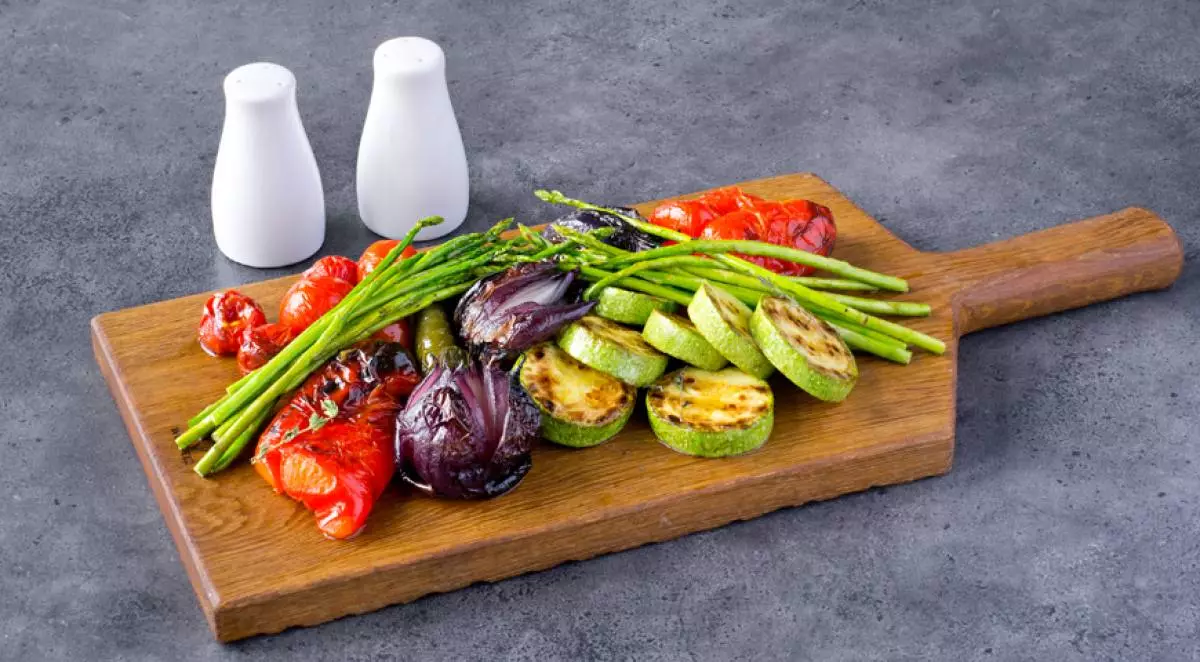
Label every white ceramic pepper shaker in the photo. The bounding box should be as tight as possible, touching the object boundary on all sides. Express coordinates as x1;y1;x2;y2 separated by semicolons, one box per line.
356;37;469;241
211;62;325;267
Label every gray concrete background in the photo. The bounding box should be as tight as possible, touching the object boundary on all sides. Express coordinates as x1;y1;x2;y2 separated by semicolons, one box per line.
2;0;1197;659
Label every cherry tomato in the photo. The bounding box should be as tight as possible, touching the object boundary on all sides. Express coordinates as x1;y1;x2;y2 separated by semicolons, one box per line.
780;200;836;255
305;255;359;285
698;186;765;216
761;200;836;275
371;319;412;349
357;240;418;281
700;210;789;273
237;323;295;374
278;276;355;335
649;199;717;237
197;290;266;357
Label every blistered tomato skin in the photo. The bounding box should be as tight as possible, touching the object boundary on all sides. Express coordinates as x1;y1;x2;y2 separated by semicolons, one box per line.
700;186;765;215
701;210;788;273
649;199;716;237
780;200;836;256
237;323;295;374
305;255;360;285
648;187;837;277
357;240;418;282
278;276;355;335
197;290;267;357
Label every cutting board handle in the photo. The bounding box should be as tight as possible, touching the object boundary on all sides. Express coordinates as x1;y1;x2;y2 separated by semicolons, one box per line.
944;207;1184;336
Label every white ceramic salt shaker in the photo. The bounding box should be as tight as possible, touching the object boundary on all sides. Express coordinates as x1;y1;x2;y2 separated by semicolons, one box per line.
212;62;325;268
356;37;469;241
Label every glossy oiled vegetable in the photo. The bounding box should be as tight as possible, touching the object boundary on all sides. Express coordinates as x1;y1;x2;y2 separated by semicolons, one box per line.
687;283;774;379
237;323;294;374
253;341;420;539
197;290;266;356
750;296;858;402
648;186;837;276
454;261;595;356
642;310;727;371
557;315;668;387
279;275;355;335
542;206;661;252
593;287;677;325
357;240;418;281
306;255;360;284
413;303;465;371
518;343;635;447
395;358;540;499
646;366;774;458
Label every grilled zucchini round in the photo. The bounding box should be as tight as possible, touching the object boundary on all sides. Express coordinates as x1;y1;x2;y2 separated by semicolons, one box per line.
646;366;774;458
642;310;728;371
750;296;858;402
687;283;774;379
557;315;669;387
519;343;635;447
594;287;678;325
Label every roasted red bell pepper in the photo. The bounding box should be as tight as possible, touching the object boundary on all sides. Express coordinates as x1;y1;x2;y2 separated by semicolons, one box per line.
253;341;420;540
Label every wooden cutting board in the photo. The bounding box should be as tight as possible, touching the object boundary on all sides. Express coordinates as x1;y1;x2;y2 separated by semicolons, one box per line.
91;173;1183;642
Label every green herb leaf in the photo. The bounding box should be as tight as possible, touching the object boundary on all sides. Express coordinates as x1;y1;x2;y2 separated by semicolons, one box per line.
308;412;329;432
321;399;339;418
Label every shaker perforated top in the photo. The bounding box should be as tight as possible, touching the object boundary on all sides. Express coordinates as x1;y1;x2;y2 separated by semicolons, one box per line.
222;62;296;105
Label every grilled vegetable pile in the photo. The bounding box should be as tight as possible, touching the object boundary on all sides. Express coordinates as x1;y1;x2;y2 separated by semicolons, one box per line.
179;187;944;540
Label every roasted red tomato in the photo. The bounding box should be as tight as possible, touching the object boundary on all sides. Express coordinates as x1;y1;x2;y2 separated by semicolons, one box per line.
759;200;836;275
698;186;765;216
777;200;837;256
357;240;418;281
700;209;788;273
278;276;355;335
648;199;717;237
254;341;419;539
197;290;267;357
237;323;295;374
305;255;359;285
371;319;412;349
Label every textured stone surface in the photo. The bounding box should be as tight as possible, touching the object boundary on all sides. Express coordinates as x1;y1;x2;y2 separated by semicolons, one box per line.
2;0;1197;659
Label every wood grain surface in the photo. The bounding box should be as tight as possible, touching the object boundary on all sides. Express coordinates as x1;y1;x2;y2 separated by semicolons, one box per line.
90;173;1183;641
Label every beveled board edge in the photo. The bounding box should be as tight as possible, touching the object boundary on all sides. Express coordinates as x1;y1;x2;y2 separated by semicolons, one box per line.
91;318;220;633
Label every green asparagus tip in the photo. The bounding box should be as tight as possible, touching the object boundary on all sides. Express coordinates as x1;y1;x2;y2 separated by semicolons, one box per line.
416;215;445;229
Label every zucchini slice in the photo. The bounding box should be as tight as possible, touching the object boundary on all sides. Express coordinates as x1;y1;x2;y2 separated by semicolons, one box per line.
642;310;728;371
687;283;774;379
594;287;678;325
646;367;774;458
750;296;858;402
519;343;635;447
557;315;669;387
